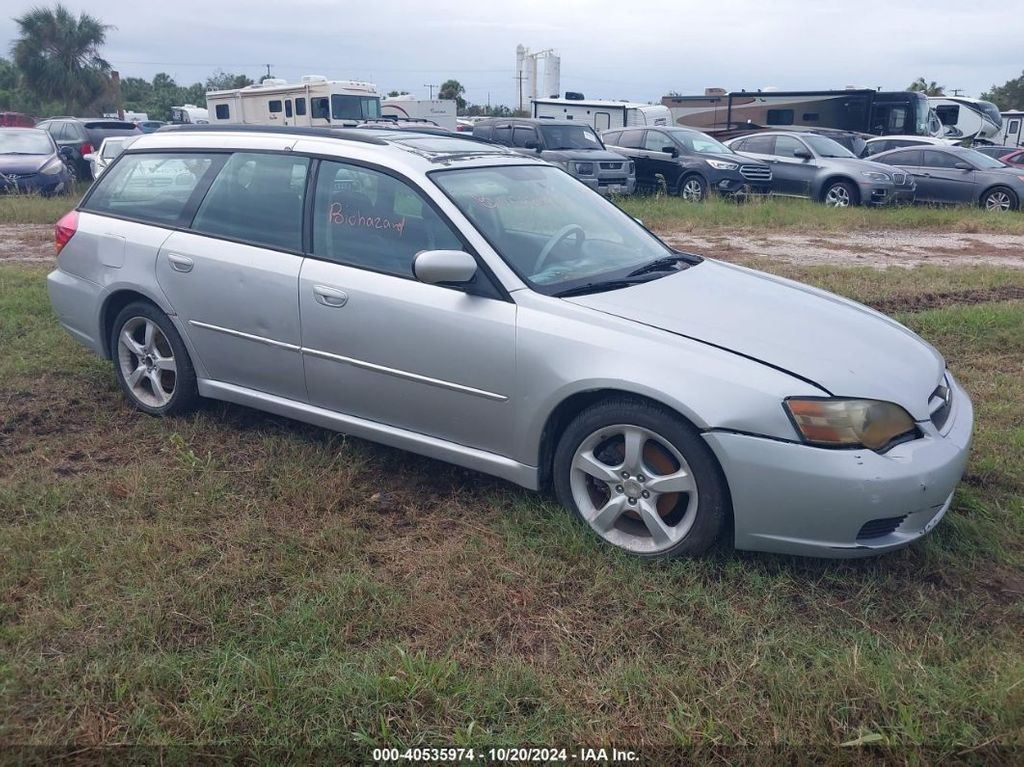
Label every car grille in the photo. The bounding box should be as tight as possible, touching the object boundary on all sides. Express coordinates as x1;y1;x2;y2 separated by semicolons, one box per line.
892;171;909;186
739;165;771;181
929;377;953;432
857;515;907;541
599;162;623;171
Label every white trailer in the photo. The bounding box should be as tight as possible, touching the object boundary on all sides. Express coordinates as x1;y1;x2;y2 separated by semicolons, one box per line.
206;76;382;128
169;105;209;124
532;96;671;131
928;96;1003;141
990;110;1023;147
381;95;457;131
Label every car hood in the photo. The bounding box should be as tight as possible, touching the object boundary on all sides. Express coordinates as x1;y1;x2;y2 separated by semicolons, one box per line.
819;156;894;175
565;259;944;419
695;152;767;167
0;154;50;174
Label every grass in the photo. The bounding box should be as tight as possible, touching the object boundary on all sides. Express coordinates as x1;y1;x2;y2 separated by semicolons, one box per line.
4;187;1024;234
1;259;1022;754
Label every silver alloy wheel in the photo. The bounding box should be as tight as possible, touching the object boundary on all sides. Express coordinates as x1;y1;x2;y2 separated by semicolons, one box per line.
984;190;1012;212
569;424;699;554
681;178;704;202
824;183;852;207
117;316;177;408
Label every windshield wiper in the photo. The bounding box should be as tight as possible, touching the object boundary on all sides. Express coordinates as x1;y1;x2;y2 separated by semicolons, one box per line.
626;254;697;278
553;279;650;298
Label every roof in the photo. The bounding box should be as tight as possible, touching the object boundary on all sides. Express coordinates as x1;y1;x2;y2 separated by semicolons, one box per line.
131;124;542;175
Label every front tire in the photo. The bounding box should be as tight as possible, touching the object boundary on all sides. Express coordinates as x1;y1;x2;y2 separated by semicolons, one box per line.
823;180;857;208
677;174;707;202
110;302;198;416
981;186;1018;212
552;398;727;558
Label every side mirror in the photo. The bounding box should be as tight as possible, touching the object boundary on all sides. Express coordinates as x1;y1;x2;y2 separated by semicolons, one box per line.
661;145;678;157
954;162;973;171
82;153;96;163
413;250;478;285
524;139;540;151
793;149;813;160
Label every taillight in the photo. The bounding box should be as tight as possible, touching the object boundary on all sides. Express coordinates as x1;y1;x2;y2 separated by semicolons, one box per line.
80;143;93;155
55;210;78;255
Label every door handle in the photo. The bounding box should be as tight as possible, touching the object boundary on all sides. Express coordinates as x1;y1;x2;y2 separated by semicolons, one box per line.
167;253;194;273
313;284;348;307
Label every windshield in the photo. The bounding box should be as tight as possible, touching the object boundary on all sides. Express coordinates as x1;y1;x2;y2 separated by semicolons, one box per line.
0;130;53;155
332;95;382;121
539;124;602;150
914;95;933;136
963;149;1009;170
976;100;1003;128
667;129;732;154
101;137;136;159
432;165;674;293
804;135;854;158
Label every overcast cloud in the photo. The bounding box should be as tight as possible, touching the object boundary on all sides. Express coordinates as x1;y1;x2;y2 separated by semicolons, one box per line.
3;0;1023;107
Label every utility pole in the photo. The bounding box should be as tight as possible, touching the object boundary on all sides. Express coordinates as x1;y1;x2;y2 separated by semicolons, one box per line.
424;83;437;99
952;88;964;96
111;70;123;120
265;64;273;80
515;70;525;113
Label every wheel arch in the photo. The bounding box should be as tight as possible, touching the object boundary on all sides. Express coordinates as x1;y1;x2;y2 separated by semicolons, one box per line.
98;288;172;359
819;175;860;204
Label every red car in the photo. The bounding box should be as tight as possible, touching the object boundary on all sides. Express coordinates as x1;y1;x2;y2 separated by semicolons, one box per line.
0;112;35;128
973;145;1024;169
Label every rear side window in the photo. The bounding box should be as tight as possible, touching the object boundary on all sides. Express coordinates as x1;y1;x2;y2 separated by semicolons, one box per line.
617;129;644;149
82;153;219;225
313;160;461;278
215;104;230;120
191;152;309;252
740;135;775;154
493;124;512;145
602;130;622;145
473;124;493;140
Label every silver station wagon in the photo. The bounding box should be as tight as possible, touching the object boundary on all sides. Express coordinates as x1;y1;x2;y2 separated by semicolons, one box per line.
48;127;973;559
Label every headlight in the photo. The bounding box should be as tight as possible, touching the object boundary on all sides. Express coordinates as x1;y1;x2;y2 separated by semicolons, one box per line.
861;171;891;182
784;398;917;450
707;159;739;171
574;162;595;175
40;158;64;175
628;160;635;175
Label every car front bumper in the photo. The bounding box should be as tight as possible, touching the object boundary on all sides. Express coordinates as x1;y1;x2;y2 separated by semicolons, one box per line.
0;172;69;196
703;373;973;558
578;175;636;196
859;179;916;206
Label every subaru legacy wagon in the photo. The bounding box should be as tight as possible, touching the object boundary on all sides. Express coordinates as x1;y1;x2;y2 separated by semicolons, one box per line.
47;126;973;559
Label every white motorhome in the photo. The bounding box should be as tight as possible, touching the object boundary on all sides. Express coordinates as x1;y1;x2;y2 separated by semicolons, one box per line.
169;104;209;125
991;110;1023;147
206;76;382;128
381;95;457;131
532;95;671;131
928;96;1003;141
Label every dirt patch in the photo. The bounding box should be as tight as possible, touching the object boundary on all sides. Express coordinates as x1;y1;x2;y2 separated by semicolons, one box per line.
0;224;53;263
662;230;1024;269
869;285;1024;314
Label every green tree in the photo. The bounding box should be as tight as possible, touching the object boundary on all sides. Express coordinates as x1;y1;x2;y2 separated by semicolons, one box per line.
982;70;1024;110
908;77;944;96
438;79;466;110
10;3;113;113
387;89;409;97
206;70;253;91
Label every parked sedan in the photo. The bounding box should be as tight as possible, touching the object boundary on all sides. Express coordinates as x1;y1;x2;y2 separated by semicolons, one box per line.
48;127;972;560
861;135;958;158
972;145;1024;169
726;132;915;207
0;128;74;196
871;145;1024;211
35;117;142;180
602;126;771;199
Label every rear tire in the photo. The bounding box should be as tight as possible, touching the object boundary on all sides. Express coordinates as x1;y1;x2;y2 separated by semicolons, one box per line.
110;301;198;417
981;186;1018;212
553;398;727;559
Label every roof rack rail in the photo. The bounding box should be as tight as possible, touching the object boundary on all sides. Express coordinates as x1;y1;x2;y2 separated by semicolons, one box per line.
157;123;391;145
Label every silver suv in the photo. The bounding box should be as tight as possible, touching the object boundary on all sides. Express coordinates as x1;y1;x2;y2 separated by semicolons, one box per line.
48;126;972;559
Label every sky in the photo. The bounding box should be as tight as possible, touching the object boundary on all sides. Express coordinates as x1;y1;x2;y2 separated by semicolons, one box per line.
3;0;1023;107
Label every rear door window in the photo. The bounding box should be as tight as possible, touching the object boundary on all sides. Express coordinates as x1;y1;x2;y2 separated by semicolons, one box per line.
922;150;962;169
617;129;644;149
82;153;221;225
740;135;775;154
876;149;922;166
191;152;310;252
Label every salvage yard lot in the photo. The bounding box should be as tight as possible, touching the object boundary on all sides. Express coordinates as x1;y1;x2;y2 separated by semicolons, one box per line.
1;193;1023;753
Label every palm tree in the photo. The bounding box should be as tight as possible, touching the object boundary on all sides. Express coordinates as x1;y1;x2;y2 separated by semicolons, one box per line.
908;77;945;96
11;4;113;114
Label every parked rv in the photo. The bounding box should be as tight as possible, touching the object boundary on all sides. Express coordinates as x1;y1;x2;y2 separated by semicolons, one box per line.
928;96;1002;141
990;110;1023;147
169;105;209;125
602;126;771;200
871;145;1024;211
474;118;635;195
532;94;671;132
206;76;381;128
726;131;915;207
664;88;943;139
382;95;457;132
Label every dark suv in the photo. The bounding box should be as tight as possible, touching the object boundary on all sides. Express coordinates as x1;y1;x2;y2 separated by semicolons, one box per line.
473;118;635;195
36;117;142;180
602;126;772;200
